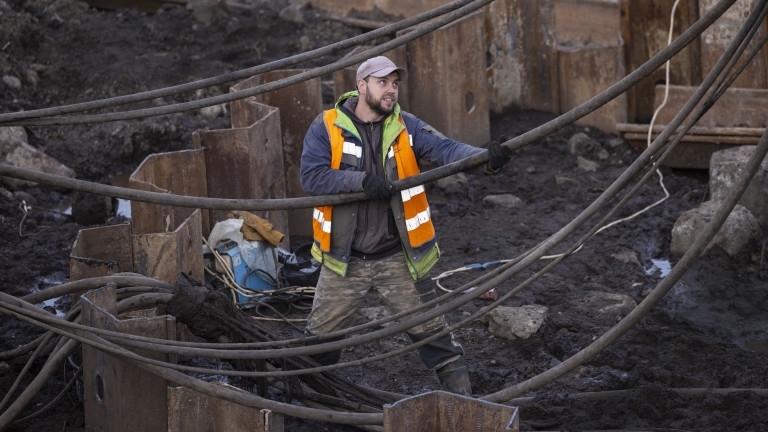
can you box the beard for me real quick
[364,87,396,117]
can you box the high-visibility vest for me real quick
[312,108,435,252]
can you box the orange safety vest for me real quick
[312,109,435,252]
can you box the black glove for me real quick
[362,174,394,200]
[485,138,512,174]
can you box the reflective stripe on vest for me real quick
[390,129,435,248]
[311,110,345,252]
[313,109,436,252]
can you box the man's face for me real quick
[360,72,400,116]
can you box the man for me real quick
[299,56,511,395]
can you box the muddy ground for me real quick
[2,1,768,431]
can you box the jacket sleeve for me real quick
[403,112,485,167]
[300,114,367,196]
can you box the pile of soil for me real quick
[2,1,768,431]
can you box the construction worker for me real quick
[299,55,511,395]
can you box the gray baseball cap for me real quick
[356,56,407,81]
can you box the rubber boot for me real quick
[435,357,472,396]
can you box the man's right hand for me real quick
[362,174,394,200]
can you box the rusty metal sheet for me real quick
[132,208,204,285]
[486,0,558,114]
[404,10,490,146]
[555,0,622,47]
[230,70,323,243]
[229,75,264,129]
[192,102,290,245]
[69,223,133,281]
[129,148,208,236]
[699,0,768,89]
[383,391,519,432]
[168,385,284,432]
[558,43,628,133]
[80,285,176,432]
[620,0,700,123]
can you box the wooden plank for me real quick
[616,122,765,136]
[622,131,759,145]
[620,0,701,123]
[485,0,558,113]
[558,44,628,132]
[405,10,490,146]
[622,135,748,169]
[81,285,175,432]
[168,385,284,432]
[383,391,519,432]
[132,209,204,285]
[69,223,133,281]
[699,0,768,89]
[620,84,768,169]
[652,84,768,127]
[193,102,290,246]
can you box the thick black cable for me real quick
[0,0,738,213]
[0,332,57,412]
[481,4,768,402]
[0,303,384,425]
[0,0,740,373]
[0,335,78,430]
[0,0,748,402]
[0,0,476,123]
[485,122,768,403]
[19,273,172,305]
[3,0,493,126]
[11,365,82,426]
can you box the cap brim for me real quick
[368,67,407,80]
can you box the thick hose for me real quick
[0,0,475,124]
[484,113,768,404]
[1,0,493,126]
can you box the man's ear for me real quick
[356,79,366,94]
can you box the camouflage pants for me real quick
[306,253,463,368]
